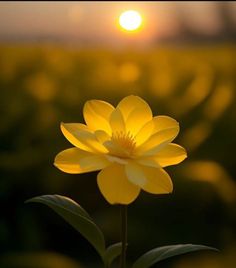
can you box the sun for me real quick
[119,10,142,31]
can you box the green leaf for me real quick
[104,242,123,267]
[132,244,218,268]
[26,195,106,258]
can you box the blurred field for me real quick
[0,44,236,267]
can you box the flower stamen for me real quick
[111,131,136,156]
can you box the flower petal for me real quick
[137,143,186,168]
[135,116,179,147]
[152,116,179,134]
[117,95,152,121]
[152,143,187,167]
[136,127,179,156]
[126,106,153,136]
[61,123,108,153]
[125,162,173,194]
[54,148,109,174]
[103,140,129,158]
[109,108,126,133]
[61,123,93,152]
[94,130,110,144]
[105,155,128,165]
[135,120,154,146]
[97,164,140,204]
[136,157,161,168]
[75,131,109,153]
[83,100,114,134]
[125,161,147,187]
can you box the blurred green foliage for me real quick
[0,44,236,267]
[0,252,82,268]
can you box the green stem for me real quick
[120,205,127,268]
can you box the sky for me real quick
[0,1,236,45]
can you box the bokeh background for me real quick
[0,2,236,268]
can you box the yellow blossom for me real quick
[54,96,187,204]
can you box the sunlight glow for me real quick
[119,10,142,31]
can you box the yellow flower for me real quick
[54,96,187,204]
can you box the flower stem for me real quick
[120,205,127,268]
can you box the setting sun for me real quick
[119,10,142,31]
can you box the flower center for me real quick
[111,131,136,156]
